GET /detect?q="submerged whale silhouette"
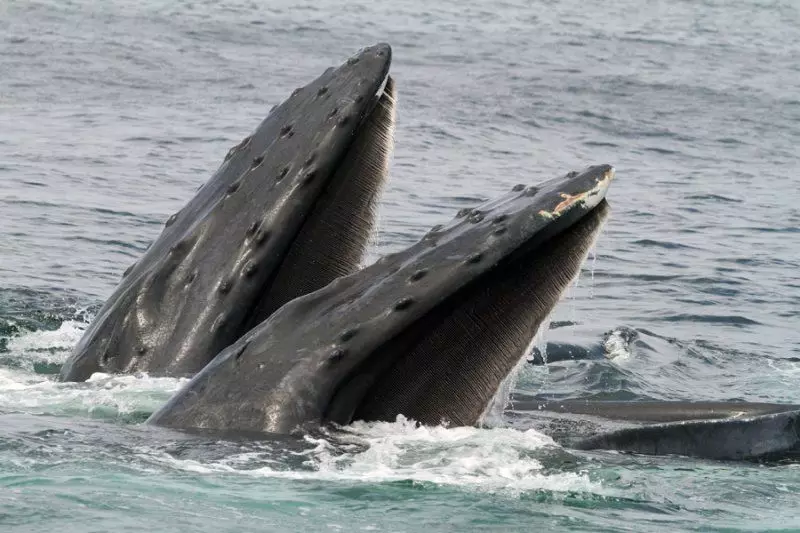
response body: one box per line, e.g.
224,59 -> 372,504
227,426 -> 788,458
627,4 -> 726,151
63,44 -> 800,463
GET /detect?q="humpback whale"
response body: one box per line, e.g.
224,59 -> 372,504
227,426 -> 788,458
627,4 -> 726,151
60,43 -> 396,381
54,43 -> 798,463
147,165 -> 614,432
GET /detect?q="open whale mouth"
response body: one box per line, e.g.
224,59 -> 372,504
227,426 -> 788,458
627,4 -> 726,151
60,43 -> 397,381
240,71 -> 397,330
325,175 -> 612,428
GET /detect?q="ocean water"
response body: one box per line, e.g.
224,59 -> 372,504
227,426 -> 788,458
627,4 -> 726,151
2,0 -> 799,531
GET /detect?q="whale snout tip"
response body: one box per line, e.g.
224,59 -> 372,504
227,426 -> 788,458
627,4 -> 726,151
341,43 -> 392,93
368,42 -> 392,59
597,164 -> 615,191
583,163 -> 615,194
349,43 -> 392,65
585,163 -> 614,183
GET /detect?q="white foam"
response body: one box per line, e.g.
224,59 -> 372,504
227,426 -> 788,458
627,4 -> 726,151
603,329 -> 634,361
0,366 -> 187,418
5,319 -> 87,366
1,315 -> 185,418
145,416 -> 606,498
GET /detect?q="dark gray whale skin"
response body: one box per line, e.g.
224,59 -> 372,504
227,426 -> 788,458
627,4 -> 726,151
60,44 -> 393,381
571,408 -> 800,462
513,399 -> 800,423
510,400 -> 800,461
148,165 -> 614,434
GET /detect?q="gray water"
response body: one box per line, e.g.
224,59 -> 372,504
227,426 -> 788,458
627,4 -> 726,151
1,0 -> 799,531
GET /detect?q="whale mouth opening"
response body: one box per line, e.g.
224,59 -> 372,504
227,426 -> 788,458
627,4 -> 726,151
324,200 -> 610,428
241,76 -> 397,331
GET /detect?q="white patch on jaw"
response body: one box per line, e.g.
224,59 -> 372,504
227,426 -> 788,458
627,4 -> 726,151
375,70 -> 390,100
538,167 -> 615,220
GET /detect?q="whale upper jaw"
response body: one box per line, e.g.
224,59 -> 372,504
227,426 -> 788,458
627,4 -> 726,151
60,43 -> 395,381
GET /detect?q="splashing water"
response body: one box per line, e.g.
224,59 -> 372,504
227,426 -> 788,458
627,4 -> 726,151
0,304 -> 605,503
143,416 -> 602,499
0,313 -> 186,422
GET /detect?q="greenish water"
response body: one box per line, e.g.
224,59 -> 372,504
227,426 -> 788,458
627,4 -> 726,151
2,0 -> 799,530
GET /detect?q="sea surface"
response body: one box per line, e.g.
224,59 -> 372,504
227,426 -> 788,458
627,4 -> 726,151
1,0 -> 799,531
